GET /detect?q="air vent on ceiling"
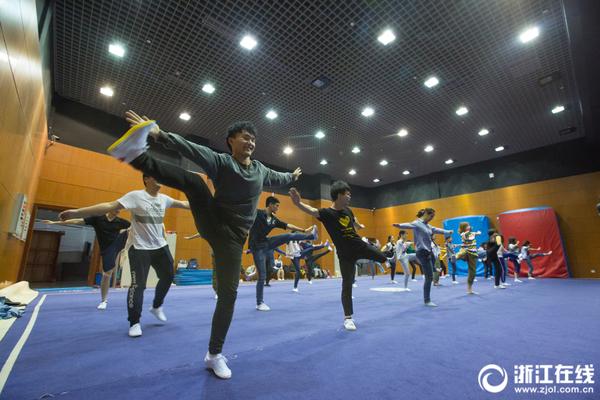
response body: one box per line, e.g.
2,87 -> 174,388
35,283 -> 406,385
311,76 -> 331,89
538,71 -> 562,86
558,126 -> 577,136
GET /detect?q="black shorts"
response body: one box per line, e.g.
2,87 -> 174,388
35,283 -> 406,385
100,231 -> 128,272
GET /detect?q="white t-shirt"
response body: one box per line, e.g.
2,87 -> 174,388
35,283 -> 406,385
117,190 -> 174,250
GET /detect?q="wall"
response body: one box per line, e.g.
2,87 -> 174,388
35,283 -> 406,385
0,0 -> 48,283
374,172 -> 600,278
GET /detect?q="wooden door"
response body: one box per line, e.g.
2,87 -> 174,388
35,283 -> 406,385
23,231 -> 63,282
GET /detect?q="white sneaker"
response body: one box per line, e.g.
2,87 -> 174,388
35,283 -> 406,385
343,319 -> 357,331
425,302 -> 438,307
292,288 -> 299,293
352,283 -> 358,288
149,306 -> 167,322
97,301 -> 107,310
452,280 -> 459,284
528,276 -> 536,280
515,279 -> 523,283
256,302 -> 271,311
308,280 -> 313,285
474,278 -> 478,282
107,120 -> 156,163
204,352 -> 232,379
411,279 -> 418,282
128,323 -> 142,337
390,280 -> 398,284
494,285 -> 506,289
311,225 -> 319,241
503,282 -> 511,286
214,294 -> 218,300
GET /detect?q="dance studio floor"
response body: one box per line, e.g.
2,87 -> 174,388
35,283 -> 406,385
2,275 -> 599,400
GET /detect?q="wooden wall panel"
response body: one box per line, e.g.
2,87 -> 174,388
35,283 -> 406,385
0,0 -> 49,283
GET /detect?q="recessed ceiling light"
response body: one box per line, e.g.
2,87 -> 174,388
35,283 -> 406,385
478,128 -> 490,136
519,26 -> 540,43
424,76 -> 439,88
179,112 -> 191,121
349,169 -> 357,175
397,128 -> 408,137
361,107 -> 375,117
351,146 -> 361,154
108,43 -> 125,57
99,86 -> 114,97
377,28 -> 396,45
283,146 -> 293,155
402,170 -> 410,175
379,159 -> 388,166
202,83 -> 215,94
320,159 -> 328,165
373,178 -> 380,183
266,110 -> 278,120
445,159 -> 454,165
315,130 -> 325,139
455,106 -> 469,116
489,172 -> 495,178
495,146 -> 505,152
424,145 -> 434,152
240,35 -> 257,50
551,105 -> 565,114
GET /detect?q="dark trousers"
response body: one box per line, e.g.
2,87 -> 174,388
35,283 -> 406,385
131,153 -> 246,354
410,260 -> 422,279
127,246 -> 174,325
415,249 -> 435,304
339,243 -> 387,317
484,259 -> 493,278
489,257 -> 502,287
448,259 -> 457,281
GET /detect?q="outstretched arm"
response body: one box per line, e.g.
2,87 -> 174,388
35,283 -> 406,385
41,219 -> 85,225
263,166 -> 301,187
286,223 -> 313,233
184,233 -> 201,240
170,200 -> 190,209
393,223 -> 416,230
59,201 -> 123,220
432,227 -> 453,236
289,188 -> 319,218
353,217 -> 365,230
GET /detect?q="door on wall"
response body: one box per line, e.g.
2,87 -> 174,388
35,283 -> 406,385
23,230 -> 63,282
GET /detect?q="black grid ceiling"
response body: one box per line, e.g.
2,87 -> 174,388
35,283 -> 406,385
53,0 -> 582,187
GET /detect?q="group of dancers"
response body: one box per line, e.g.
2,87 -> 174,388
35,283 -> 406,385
46,111 -> 553,380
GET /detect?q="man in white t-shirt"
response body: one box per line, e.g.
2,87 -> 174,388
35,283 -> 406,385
60,174 -> 189,337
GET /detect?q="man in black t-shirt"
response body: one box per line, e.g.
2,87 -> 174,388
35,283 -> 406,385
43,209 -> 130,309
290,181 -> 389,331
248,196 -> 317,311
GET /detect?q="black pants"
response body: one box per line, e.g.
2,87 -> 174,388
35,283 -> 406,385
339,243 -> 387,317
127,246 -> 174,325
489,257 -> 502,287
131,153 -> 247,354
484,259 -> 493,278
410,260 -> 422,279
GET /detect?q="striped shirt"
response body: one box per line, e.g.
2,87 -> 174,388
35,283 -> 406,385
460,231 -> 479,256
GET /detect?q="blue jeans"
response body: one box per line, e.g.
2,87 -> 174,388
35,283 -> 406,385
253,232 -> 315,305
416,249 -> 435,303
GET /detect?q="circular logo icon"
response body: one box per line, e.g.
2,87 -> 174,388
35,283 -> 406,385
478,364 -> 508,393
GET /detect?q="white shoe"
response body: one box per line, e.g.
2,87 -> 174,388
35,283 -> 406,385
204,352 -> 232,379
308,280 -> 313,285
390,280 -> 398,284
311,225 -> 319,241
411,279 -> 418,282
97,301 -> 107,310
292,288 -> 299,293
149,306 -> 167,322
468,291 -> 479,295
214,294 -> 218,300
494,285 -> 506,289
452,280 -> 459,284
327,246 -> 333,252
403,288 -> 411,292
343,319 -> 357,331
256,302 -> 271,311
503,282 -> 511,286
474,278 -> 478,282
128,323 -> 142,337
528,276 -> 536,280
107,120 -> 156,163
352,283 -> 358,288
351,296 -> 355,299
514,279 -> 523,283
425,302 -> 438,307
